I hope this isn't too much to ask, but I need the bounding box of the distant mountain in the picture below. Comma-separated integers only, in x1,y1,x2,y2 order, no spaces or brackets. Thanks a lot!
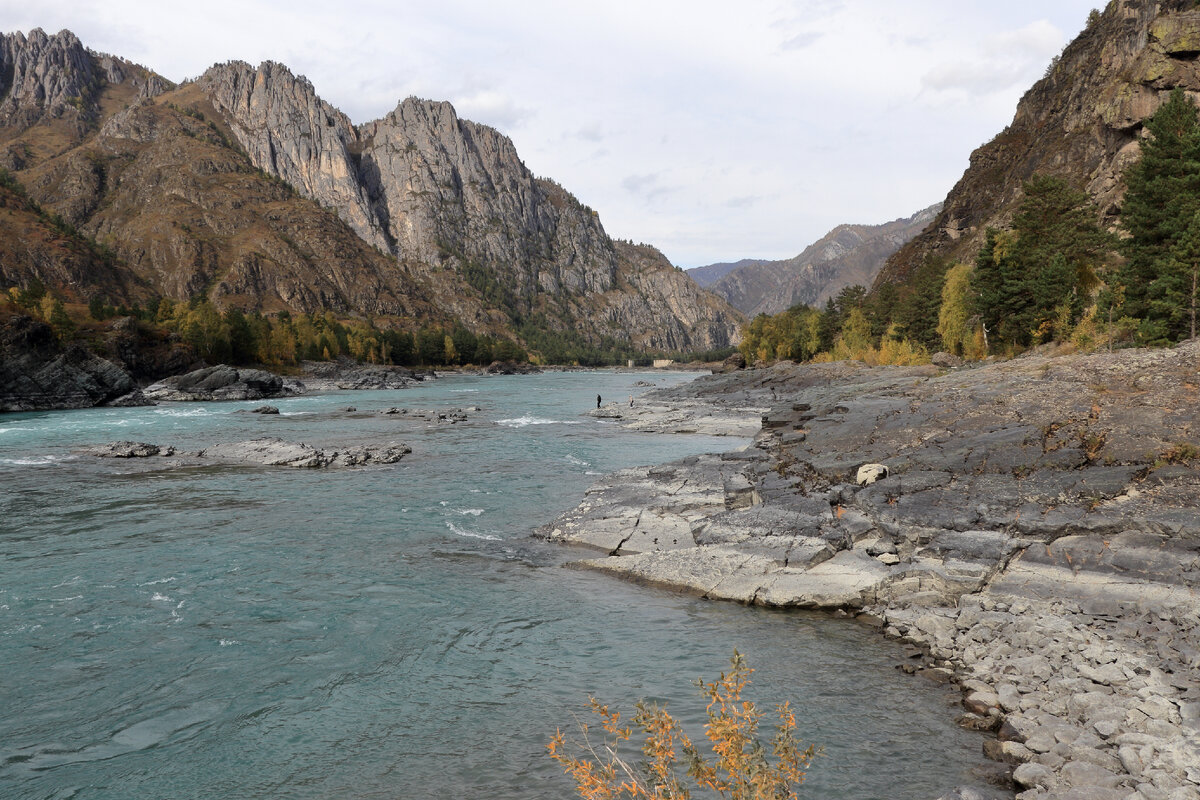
695,205,940,317
0,29,741,354
687,259,771,288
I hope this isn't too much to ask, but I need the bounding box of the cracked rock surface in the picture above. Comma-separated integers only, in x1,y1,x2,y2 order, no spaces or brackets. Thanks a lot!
539,343,1200,800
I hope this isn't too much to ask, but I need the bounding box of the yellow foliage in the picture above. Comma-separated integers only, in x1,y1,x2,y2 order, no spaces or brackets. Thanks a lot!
937,263,976,357
549,651,819,800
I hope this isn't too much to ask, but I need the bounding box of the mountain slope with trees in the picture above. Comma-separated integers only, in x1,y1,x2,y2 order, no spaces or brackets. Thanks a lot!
0,28,740,368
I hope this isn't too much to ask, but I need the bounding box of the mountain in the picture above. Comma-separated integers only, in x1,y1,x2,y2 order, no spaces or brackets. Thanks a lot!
687,259,771,288
0,29,740,354
695,205,940,317
876,0,1195,287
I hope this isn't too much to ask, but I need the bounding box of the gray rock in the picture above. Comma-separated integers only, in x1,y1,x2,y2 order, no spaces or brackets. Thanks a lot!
1,316,140,411
144,365,296,402
81,441,171,458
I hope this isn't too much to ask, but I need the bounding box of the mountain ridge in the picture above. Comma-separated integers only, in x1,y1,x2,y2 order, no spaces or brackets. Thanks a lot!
0,29,741,356
694,204,940,317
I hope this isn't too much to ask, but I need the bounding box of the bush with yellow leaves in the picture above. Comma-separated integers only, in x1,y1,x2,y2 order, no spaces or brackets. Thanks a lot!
548,651,819,799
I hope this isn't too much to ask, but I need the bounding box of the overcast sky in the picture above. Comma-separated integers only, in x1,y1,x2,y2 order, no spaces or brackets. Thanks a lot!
4,1,1099,267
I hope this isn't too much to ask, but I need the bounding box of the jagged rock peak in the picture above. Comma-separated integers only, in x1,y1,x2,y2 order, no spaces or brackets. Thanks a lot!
200,59,388,251
0,28,169,134
0,28,95,123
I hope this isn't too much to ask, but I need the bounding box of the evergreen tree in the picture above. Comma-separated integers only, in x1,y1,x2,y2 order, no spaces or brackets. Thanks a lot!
973,175,1110,349
1118,88,1200,340
895,256,949,348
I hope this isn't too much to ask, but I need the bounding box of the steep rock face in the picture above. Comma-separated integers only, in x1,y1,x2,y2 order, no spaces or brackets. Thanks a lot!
197,60,736,350
0,314,139,411
201,61,388,252
0,28,167,164
0,28,98,131
878,0,1195,286
202,61,622,299
604,242,742,352
15,82,486,324
703,205,939,316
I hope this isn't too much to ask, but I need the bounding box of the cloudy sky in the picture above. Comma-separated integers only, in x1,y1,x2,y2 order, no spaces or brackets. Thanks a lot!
4,1,1099,267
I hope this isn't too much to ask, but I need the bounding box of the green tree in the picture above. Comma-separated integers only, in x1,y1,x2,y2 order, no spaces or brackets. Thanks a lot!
973,175,1110,349
894,256,949,348
1118,88,1200,341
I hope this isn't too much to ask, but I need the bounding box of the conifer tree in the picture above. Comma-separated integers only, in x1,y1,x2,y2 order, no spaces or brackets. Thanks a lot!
1118,88,1200,341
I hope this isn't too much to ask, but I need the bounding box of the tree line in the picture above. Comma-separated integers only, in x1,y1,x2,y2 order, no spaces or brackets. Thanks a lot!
741,88,1200,365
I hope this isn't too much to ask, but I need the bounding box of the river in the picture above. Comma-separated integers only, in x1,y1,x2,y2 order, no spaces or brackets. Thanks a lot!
0,370,999,799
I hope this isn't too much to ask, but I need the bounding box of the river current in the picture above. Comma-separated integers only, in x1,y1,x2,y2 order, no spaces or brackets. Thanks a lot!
1,371,997,799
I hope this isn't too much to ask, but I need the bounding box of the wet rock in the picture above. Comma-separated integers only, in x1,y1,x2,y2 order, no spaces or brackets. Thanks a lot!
143,365,299,402
81,441,173,458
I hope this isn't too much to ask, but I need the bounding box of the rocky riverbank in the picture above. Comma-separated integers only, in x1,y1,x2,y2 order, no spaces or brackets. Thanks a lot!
538,346,1200,800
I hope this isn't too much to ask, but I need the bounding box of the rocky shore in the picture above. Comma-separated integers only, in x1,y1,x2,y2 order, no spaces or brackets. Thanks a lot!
538,346,1200,800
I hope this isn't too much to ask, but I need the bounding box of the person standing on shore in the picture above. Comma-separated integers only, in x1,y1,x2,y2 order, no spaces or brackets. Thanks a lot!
597,394,601,408
629,394,634,407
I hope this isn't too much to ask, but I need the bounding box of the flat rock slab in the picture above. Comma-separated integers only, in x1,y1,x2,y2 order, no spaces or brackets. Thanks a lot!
79,438,410,469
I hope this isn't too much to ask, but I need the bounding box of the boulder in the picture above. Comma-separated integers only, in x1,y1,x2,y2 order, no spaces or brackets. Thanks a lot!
143,365,298,401
856,463,889,486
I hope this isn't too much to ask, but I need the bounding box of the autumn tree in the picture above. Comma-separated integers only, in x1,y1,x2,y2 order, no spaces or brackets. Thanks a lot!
937,263,976,357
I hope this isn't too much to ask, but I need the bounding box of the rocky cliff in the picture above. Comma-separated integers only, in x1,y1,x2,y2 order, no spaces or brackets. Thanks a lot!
878,0,1198,286
699,205,939,317
198,60,738,349
0,29,740,355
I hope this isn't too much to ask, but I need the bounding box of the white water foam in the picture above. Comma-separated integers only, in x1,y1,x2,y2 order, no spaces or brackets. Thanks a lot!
140,577,175,587
564,454,590,467
0,454,71,467
445,521,502,541
456,508,484,516
153,408,214,418
497,415,580,428
151,593,172,602
219,639,238,647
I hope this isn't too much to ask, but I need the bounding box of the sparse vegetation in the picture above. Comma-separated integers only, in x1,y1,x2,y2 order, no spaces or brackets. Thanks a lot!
549,651,819,800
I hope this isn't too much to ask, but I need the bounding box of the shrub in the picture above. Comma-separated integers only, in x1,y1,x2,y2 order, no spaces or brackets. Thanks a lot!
549,651,819,799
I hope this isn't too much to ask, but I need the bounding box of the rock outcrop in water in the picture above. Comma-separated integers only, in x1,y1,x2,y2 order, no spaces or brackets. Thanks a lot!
542,345,1200,800
142,365,302,402
82,437,411,468
0,314,146,411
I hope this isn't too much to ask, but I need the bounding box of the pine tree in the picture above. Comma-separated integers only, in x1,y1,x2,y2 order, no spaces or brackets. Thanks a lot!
972,176,1110,350
1118,88,1200,340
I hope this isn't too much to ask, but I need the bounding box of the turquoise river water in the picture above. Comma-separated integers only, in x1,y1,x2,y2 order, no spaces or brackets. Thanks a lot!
0,371,999,799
